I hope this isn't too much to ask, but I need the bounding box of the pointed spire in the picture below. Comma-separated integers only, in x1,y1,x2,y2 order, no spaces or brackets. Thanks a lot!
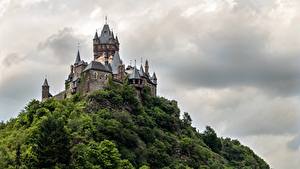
43,77,49,87
94,30,99,40
152,72,157,84
152,72,157,80
111,51,122,74
75,50,81,64
139,64,145,76
42,77,51,101
145,59,149,74
75,42,81,64
105,16,108,24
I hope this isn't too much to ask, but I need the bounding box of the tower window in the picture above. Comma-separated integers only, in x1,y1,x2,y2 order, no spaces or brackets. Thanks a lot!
93,72,98,79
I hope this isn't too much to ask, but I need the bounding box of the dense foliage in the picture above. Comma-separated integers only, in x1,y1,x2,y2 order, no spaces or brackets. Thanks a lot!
0,81,269,169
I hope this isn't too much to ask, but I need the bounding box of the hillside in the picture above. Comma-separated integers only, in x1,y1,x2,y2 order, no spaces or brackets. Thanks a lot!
0,80,270,169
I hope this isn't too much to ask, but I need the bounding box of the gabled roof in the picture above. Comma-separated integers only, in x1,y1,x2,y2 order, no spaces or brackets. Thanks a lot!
129,66,141,79
83,61,112,73
111,51,122,74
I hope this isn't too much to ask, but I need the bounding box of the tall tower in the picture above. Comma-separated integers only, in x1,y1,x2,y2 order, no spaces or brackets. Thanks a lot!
93,20,119,64
42,78,50,101
145,60,149,75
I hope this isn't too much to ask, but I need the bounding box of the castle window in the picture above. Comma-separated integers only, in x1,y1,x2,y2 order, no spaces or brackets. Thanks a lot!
135,79,139,84
93,72,98,79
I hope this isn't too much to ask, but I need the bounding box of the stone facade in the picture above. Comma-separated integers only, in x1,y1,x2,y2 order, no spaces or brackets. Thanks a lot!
42,22,157,101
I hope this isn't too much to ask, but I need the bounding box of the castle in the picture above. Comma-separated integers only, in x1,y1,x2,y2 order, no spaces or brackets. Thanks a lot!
42,21,157,101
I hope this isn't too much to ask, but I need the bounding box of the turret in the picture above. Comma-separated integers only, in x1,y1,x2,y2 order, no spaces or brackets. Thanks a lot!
145,60,149,75
93,31,99,43
152,72,157,84
42,78,51,101
129,66,142,86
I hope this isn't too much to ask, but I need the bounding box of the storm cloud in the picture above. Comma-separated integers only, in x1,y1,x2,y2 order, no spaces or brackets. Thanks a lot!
1,0,300,168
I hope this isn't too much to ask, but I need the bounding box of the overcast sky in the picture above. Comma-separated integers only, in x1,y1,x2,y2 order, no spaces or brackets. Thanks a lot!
1,0,300,168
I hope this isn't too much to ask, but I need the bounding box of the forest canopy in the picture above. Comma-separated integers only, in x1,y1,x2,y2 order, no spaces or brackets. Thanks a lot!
0,82,269,169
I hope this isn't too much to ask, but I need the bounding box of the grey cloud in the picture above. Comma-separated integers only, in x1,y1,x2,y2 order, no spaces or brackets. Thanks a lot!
37,27,89,64
1,1,300,168
288,135,300,151
2,53,23,67
175,88,300,137
120,5,300,96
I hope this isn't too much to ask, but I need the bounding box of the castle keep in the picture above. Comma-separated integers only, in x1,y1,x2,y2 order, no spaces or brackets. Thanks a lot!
42,22,157,101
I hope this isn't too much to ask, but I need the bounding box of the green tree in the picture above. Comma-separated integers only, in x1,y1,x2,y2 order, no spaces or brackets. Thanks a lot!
139,165,150,169
120,159,135,169
202,126,222,153
97,140,121,169
31,116,71,168
182,112,192,126
15,144,21,166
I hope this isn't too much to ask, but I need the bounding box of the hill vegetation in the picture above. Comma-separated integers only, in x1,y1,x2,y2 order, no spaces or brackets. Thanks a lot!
0,80,270,169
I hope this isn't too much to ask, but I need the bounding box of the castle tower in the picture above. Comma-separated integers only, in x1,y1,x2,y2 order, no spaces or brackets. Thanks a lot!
145,60,149,75
42,78,51,101
152,72,157,84
93,21,119,64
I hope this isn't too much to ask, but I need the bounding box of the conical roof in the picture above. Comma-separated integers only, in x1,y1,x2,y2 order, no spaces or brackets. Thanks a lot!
43,78,49,86
139,64,145,76
111,51,122,74
152,72,157,80
74,50,81,64
99,24,113,43
93,31,99,40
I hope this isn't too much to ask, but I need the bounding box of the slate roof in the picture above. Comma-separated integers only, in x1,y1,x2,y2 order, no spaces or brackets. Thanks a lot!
93,31,99,40
83,61,112,73
111,51,122,74
74,50,81,64
152,72,157,84
99,24,113,43
129,66,141,79
152,72,157,80
139,65,145,76
43,78,49,86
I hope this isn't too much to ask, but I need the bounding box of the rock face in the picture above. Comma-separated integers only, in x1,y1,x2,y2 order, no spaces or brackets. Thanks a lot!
0,82,270,169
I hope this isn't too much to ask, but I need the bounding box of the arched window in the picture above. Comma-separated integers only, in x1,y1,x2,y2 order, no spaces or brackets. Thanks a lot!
93,72,98,79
